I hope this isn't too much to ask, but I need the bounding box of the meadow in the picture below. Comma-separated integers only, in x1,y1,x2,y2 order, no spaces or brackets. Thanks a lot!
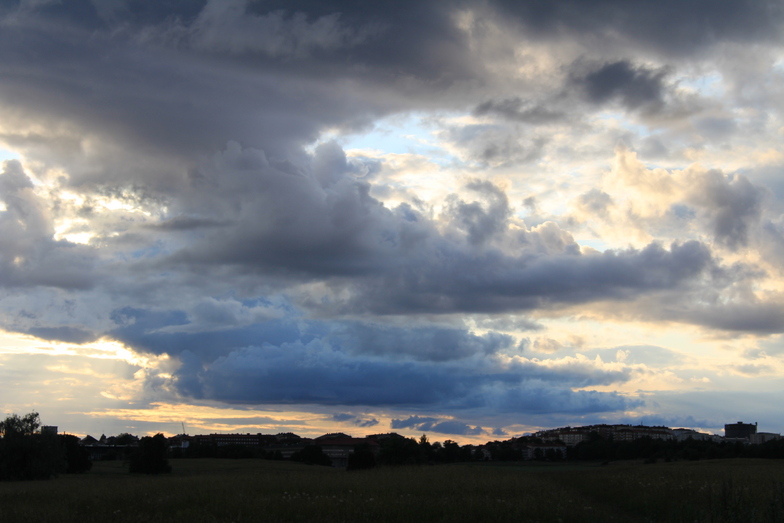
1,458,783,522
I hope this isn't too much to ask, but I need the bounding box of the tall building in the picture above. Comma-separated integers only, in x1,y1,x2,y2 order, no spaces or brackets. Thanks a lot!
724,421,757,439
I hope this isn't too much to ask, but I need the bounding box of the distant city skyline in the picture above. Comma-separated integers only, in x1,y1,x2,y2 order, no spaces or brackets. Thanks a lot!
1,1,784,444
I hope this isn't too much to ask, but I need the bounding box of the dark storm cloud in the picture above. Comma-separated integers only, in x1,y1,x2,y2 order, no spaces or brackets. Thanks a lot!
342,240,714,315
0,0,208,29
146,216,231,231
154,142,718,317
0,0,776,196
25,325,97,344
3,0,769,183
109,312,303,360
490,386,639,415
0,4,422,182
0,0,781,431
495,0,784,56
168,340,637,415
107,305,507,362
163,142,406,277
332,322,513,362
571,60,668,111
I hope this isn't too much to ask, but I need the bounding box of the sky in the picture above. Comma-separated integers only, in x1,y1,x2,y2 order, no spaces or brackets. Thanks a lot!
0,0,783,443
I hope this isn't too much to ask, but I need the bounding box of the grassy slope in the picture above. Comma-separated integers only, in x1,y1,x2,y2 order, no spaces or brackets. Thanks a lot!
1,459,783,522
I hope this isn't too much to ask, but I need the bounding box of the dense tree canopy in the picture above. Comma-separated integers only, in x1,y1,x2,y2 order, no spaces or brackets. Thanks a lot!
0,412,63,481
128,434,171,474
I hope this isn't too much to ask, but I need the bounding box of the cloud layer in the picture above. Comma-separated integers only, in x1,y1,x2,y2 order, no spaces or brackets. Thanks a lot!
0,0,783,439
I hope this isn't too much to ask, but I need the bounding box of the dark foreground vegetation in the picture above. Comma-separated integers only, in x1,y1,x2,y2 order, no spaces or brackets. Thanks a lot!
0,413,91,481
0,412,172,480
1,458,783,522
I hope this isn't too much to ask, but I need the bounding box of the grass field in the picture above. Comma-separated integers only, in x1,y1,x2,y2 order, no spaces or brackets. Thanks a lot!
1,458,783,522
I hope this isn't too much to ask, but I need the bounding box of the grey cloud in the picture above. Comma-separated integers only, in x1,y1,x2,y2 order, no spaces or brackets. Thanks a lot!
491,385,639,416
571,60,668,111
689,171,764,250
331,413,380,428
167,146,399,277
577,189,614,218
440,123,548,166
181,3,369,59
0,161,97,289
0,0,781,436
25,325,97,344
507,358,632,389
168,339,637,415
146,216,231,231
680,302,784,333
496,0,784,57
730,363,772,376
341,240,713,315
444,180,511,246
391,415,437,429
473,97,565,124
331,413,355,422
391,416,484,436
332,322,513,362
106,302,504,362
473,316,543,333
694,116,738,142
151,145,718,318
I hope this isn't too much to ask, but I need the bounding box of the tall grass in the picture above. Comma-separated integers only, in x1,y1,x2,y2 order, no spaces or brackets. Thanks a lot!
1,459,782,522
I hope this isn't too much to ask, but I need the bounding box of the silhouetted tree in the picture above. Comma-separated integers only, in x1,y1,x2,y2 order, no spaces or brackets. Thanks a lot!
378,434,422,465
60,434,92,473
0,412,64,481
113,433,138,446
129,434,171,474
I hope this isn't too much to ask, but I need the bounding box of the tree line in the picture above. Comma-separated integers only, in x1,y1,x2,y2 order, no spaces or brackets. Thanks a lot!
0,412,91,481
0,412,170,481
6,410,784,481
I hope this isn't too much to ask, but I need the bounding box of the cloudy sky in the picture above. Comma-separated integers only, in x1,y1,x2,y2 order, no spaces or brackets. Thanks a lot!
0,0,783,442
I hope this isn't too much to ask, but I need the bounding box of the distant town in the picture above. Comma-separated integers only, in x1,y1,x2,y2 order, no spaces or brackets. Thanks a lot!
66,420,781,468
